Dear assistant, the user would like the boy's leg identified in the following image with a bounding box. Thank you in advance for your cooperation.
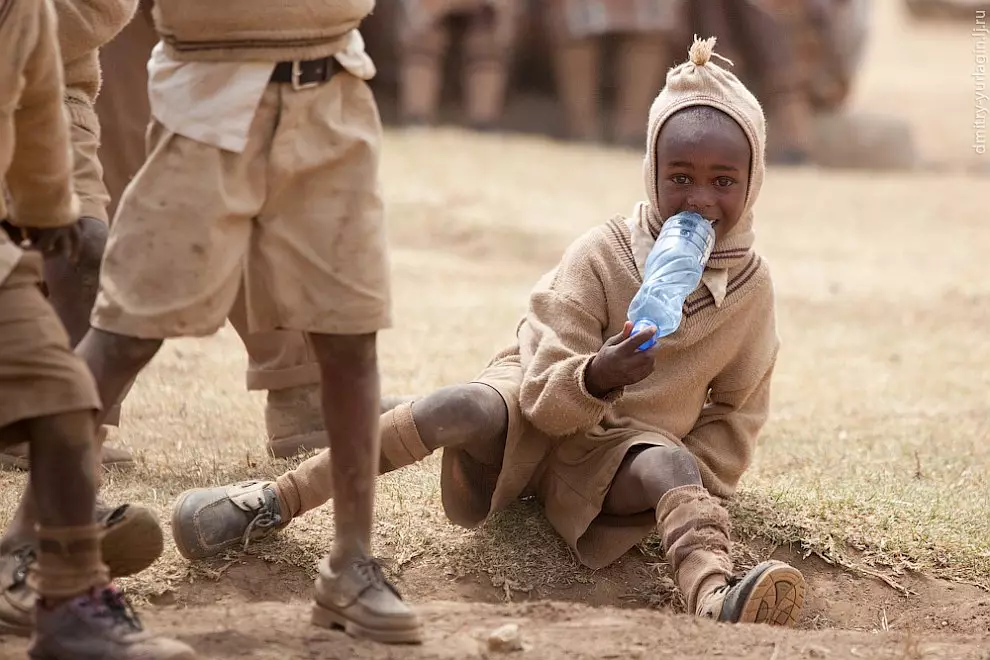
[548,35,602,142]
[603,445,804,625]
[226,286,326,458]
[170,383,506,559]
[24,412,195,659]
[303,333,424,642]
[611,32,669,147]
[397,15,451,125]
[460,7,516,131]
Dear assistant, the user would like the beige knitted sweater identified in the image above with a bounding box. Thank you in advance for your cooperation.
[0,0,79,285]
[153,0,375,62]
[510,212,778,498]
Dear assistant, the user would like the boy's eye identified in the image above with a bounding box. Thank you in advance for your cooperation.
[714,176,735,187]
[671,174,691,184]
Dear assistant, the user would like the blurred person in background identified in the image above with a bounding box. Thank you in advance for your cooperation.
[396,0,522,131]
[544,0,686,146]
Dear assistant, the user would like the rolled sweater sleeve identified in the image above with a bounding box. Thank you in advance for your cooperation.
[52,0,138,63]
[517,236,619,438]
[682,285,780,498]
[8,0,79,230]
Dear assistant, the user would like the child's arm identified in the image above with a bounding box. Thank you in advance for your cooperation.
[681,301,780,498]
[50,0,138,64]
[516,235,647,438]
[65,79,111,223]
[6,0,79,231]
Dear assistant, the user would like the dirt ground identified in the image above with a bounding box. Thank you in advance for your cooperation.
[2,2,990,659]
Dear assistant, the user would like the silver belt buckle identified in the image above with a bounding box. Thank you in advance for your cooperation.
[291,60,321,91]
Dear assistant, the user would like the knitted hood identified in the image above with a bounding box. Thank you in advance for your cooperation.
[634,36,767,275]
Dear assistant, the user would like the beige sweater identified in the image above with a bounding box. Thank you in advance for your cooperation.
[152,0,375,62]
[509,212,778,499]
[0,0,80,285]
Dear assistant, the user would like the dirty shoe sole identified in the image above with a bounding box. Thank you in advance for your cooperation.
[311,601,422,645]
[729,562,805,626]
[101,505,164,578]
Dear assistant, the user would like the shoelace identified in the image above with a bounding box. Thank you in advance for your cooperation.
[9,547,35,589]
[241,495,281,552]
[94,588,144,634]
[353,557,401,598]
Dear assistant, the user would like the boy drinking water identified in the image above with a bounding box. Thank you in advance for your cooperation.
[172,36,806,625]
[0,0,192,656]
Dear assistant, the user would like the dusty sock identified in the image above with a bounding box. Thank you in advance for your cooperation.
[655,484,733,615]
[30,524,109,601]
[275,403,432,519]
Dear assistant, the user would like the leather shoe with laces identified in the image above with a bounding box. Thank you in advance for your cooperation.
[311,554,422,644]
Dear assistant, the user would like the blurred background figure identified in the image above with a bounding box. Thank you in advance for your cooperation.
[397,0,523,131]
[543,0,686,146]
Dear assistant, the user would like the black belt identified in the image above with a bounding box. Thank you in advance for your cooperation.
[271,56,341,90]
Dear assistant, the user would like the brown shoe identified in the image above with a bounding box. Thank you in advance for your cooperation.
[28,585,195,659]
[697,560,805,626]
[171,481,286,560]
[0,547,35,637]
[0,502,163,638]
[0,430,135,472]
[311,555,422,644]
[97,503,164,578]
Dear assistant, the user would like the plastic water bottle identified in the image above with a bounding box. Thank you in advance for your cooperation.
[627,211,716,351]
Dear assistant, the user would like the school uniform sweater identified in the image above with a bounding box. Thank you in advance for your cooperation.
[510,210,778,500]
[0,0,79,284]
[152,0,375,62]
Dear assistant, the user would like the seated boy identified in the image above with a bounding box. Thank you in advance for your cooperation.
[171,36,806,625]
[0,0,192,656]
[70,0,422,646]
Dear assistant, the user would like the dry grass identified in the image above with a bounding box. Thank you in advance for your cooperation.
[1,0,988,611]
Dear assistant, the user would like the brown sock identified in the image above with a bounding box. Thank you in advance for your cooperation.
[275,403,432,519]
[655,484,733,615]
[30,524,109,602]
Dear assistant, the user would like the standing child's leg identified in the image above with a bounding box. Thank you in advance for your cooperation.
[305,333,422,643]
[604,445,805,624]
[25,412,194,659]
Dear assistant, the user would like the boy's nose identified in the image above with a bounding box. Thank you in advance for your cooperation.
[684,190,716,215]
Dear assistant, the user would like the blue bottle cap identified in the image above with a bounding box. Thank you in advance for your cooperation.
[632,319,658,351]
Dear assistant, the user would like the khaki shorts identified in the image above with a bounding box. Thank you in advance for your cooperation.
[92,72,391,339]
[0,253,101,442]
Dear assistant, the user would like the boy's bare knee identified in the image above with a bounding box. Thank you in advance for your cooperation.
[414,383,507,453]
[437,383,505,427]
[660,447,703,487]
[633,446,703,506]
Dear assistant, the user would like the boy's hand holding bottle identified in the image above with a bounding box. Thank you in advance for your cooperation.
[585,321,659,399]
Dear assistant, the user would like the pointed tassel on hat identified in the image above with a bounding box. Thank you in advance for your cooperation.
[688,35,735,68]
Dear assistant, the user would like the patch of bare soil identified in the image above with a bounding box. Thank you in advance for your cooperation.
[6,596,988,660]
[7,544,971,660]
